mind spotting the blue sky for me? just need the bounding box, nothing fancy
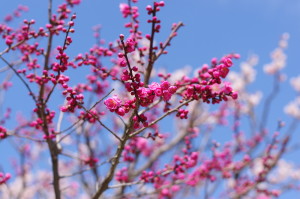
[1,0,300,198]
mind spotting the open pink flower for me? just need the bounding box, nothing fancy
[104,95,122,111]
[149,82,162,96]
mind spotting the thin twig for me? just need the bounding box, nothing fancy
[155,22,184,61]
[144,21,184,86]
[90,89,114,110]
[0,55,37,103]
[143,2,157,86]
[109,180,142,189]
[59,160,106,178]
[80,105,121,142]
[7,131,45,142]
[259,72,280,132]
[130,99,193,138]
[58,89,114,135]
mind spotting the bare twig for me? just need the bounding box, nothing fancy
[0,55,37,103]
[80,105,122,142]
[7,131,45,142]
[155,22,184,61]
[58,89,114,135]
[144,21,184,86]
[259,72,280,132]
[143,2,157,86]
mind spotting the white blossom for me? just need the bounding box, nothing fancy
[290,75,300,92]
[263,33,289,75]
[284,98,300,118]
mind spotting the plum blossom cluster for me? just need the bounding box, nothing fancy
[30,108,55,129]
[60,90,84,113]
[122,137,151,163]
[104,80,177,117]
[227,55,263,114]
[263,33,289,75]
[155,55,239,117]
[284,97,300,119]
[285,75,300,118]
[115,167,129,183]
[83,157,99,167]
[0,1,239,199]
[104,95,125,116]
[290,75,300,92]
[1,1,299,199]
[78,109,105,123]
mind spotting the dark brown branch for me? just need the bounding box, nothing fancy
[143,3,157,86]
[144,21,184,86]
[91,137,128,199]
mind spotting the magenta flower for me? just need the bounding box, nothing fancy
[125,38,136,53]
[219,65,229,78]
[149,82,162,96]
[119,3,130,18]
[104,95,122,111]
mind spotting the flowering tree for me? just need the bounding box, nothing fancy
[0,1,299,199]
